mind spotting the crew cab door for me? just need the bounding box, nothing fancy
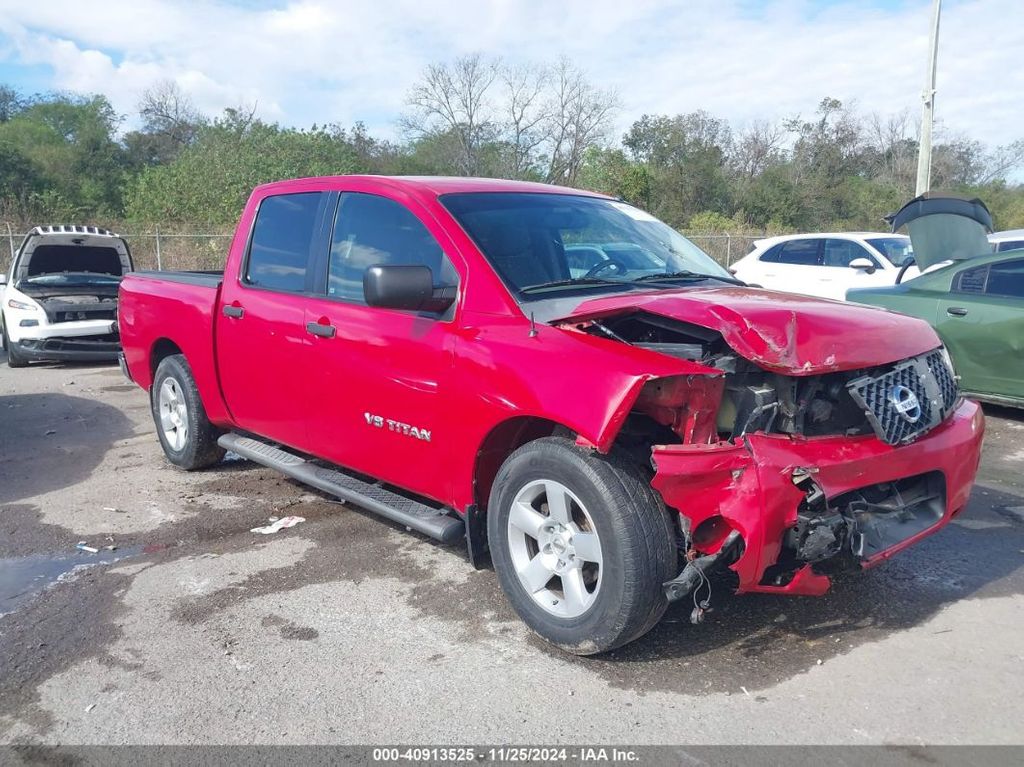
[216,191,333,449]
[301,191,462,502]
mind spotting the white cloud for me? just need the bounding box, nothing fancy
[0,0,1021,154]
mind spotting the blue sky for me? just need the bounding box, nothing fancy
[0,0,1021,160]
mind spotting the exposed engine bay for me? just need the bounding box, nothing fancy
[561,310,956,448]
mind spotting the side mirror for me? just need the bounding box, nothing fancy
[363,265,456,314]
[849,258,876,274]
[0,273,6,286]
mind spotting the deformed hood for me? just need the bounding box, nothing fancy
[553,286,941,375]
[887,194,993,271]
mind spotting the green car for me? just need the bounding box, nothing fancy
[849,195,1024,408]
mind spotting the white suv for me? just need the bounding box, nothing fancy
[730,232,918,301]
[1,225,132,368]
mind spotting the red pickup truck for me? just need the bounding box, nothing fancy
[119,176,984,654]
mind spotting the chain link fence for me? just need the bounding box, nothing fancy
[683,233,761,267]
[4,225,761,272]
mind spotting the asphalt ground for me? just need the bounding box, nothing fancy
[0,353,1022,745]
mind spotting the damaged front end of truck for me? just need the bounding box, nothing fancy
[554,291,984,614]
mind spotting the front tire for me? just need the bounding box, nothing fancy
[2,323,28,368]
[151,354,225,470]
[487,437,676,655]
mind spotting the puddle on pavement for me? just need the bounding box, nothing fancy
[0,545,142,617]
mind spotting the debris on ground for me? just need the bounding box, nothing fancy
[250,515,305,535]
[85,703,95,713]
[75,542,99,554]
[45,429,56,436]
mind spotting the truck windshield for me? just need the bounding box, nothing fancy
[440,193,732,297]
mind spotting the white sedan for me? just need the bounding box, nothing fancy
[730,232,918,300]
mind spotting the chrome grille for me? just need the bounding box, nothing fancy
[847,351,959,446]
[925,350,958,411]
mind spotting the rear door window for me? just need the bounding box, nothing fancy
[245,192,327,293]
[762,239,822,265]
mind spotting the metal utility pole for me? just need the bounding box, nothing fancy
[915,0,942,196]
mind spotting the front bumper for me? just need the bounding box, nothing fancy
[651,398,985,596]
[11,318,117,342]
[11,334,121,362]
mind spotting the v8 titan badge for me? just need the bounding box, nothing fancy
[364,412,432,442]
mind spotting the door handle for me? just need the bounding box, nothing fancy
[222,304,244,318]
[306,321,336,338]
[946,306,969,317]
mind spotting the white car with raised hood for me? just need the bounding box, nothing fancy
[1,225,132,368]
[729,232,919,301]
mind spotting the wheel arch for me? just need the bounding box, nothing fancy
[471,415,575,514]
[150,337,184,379]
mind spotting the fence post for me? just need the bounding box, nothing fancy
[726,233,732,266]
[6,222,14,261]
[155,227,162,271]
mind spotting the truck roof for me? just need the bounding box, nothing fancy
[253,175,612,199]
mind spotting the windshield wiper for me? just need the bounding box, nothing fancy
[634,270,745,286]
[520,277,626,294]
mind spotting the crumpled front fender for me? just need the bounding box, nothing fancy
[651,399,984,596]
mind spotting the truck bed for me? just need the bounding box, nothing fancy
[118,270,233,425]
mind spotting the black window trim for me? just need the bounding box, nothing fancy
[238,190,335,297]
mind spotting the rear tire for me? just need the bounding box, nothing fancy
[487,437,676,655]
[2,323,29,368]
[151,354,225,470]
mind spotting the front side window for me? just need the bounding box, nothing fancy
[866,237,914,266]
[327,192,457,304]
[245,192,325,293]
[440,193,731,298]
[995,240,1024,253]
[823,239,877,268]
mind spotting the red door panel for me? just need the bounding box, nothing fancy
[302,297,456,503]
[216,286,311,450]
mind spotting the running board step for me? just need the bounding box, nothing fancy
[218,433,464,544]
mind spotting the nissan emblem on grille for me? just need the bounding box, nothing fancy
[888,384,922,423]
[846,351,959,446]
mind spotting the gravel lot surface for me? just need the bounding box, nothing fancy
[1,354,1022,745]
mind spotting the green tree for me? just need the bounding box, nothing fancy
[124,111,360,227]
[0,91,125,221]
